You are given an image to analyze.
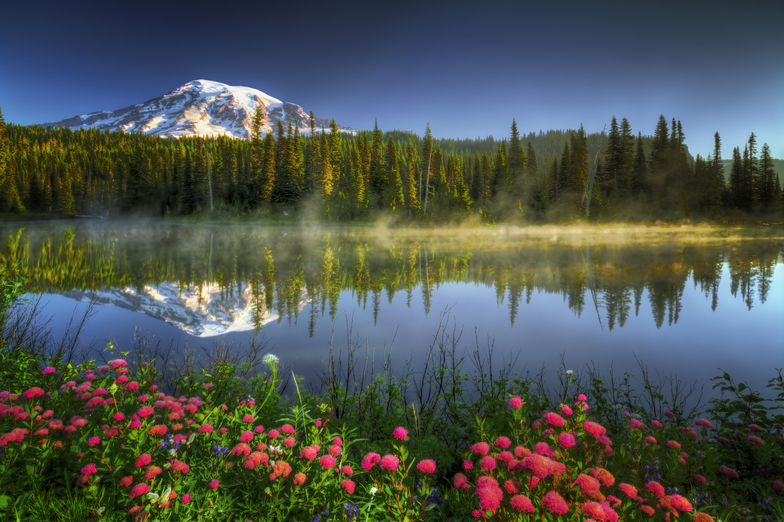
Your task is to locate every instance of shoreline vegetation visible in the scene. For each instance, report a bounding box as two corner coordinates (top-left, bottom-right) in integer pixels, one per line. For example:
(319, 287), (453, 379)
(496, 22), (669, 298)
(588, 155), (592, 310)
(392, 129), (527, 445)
(1, 268), (783, 521)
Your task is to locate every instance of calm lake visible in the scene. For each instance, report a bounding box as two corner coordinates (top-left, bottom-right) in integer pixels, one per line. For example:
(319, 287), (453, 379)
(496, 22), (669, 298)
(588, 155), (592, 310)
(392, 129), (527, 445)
(2, 220), (783, 407)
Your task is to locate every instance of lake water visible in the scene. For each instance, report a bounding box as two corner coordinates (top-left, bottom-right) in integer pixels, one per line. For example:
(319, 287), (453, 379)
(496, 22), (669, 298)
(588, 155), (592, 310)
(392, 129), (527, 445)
(2, 220), (783, 407)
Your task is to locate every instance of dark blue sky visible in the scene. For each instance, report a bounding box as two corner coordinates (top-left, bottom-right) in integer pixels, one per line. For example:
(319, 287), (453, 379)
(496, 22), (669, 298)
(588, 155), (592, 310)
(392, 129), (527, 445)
(2, 0), (782, 158)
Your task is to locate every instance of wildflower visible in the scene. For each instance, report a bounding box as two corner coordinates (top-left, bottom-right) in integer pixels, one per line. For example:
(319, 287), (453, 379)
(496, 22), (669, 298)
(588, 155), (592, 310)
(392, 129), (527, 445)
(542, 491), (569, 515)
(561, 405), (573, 416)
(137, 406), (154, 418)
(300, 446), (319, 460)
(320, 455), (337, 469)
(108, 359), (128, 369)
(81, 463), (97, 478)
(576, 474), (601, 496)
(267, 429), (279, 439)
(283, 436), (296, 448)
(695, 419), (713, 429)
(231, 443), (251, 456)
(270, 461), (292, 480)
(644, 436), (657, 445)
(135, 454), (152, 468)
(341, 465), (353, 475)
(341, 479), (356, 494)
(620, 483), (637, 498)
(242, 414), (254, 423)
(748, 435), (764, 446)
(523, 454), (560, 478)
(198, 424), (213, 434)
(693, 514), (715, 522)
(514, 446), (531, 458)
(130, 483), (151, 499)
(42, 367), (56, 375)
(392, 426), (408, 439)
(454, 473), (469, 489)
(144, 466), (163, 481)
(23, 387), (45, 400)
(119, 476), (133, 487)
(240, 430), (254, 443)
(476, 483), (504, 513)
(665, 440), (680, 449)
(668, 494), (693, 512)
(463, 460), (473, 469)
(293, 473), (306, 485)
(748, 423), (762, 432)
(332, 436), (342, 446)
(583, 501), (606, 520)
(646, 481), (665, 498)
(584, 421), (606, 438)
(534, 441), (555, 457)
(494, 436), (511, 449)
(641, 505), (656, 516)
(544, 412), (565, 427)
(470, 442), (490, 455)
(719, 465), (738, 478)
(379, 454), (399, 471)
(87, 436), (100, 446)
(577, 394), (587, 401)
(262, 354), (279, 366)
(503, 479), (521, 494)
(149, 385), (158, 391)
(480, 456), (496, 471)
(497, 451), (513, 462)
(361, 452), (381, 471)
(651, 420), (663, 428)
(328, 445), (341, 456)
(716, 436), (729, 445)
(208, 480), (219, 489)
(129, 419), (142, 430)
(591, 467), (615, 487)
(509, 395), (523, 409)
(170, 460), (189, 474)
(510, 494), (534, 513)
(148, 424), (167, 437)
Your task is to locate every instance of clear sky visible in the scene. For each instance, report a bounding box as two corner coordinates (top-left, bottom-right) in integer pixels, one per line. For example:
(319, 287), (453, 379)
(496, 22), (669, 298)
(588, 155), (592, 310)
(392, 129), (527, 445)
(2, 0), (782, 159)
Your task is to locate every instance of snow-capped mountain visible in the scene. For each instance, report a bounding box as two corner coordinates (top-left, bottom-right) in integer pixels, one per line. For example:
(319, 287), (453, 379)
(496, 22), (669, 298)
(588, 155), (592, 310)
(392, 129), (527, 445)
(43, 80), (351, 139)
(63, 282), (310, 337)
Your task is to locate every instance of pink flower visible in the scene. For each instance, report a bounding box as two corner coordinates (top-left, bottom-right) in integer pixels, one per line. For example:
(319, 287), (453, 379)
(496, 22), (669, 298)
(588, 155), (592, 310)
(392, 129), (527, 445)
(666, 440), (681, 449)
(630, 419), (645, 429)
(470, 442), (490, 455)
(644, 436), (657, 445)
(719, 465), (738, 478)
(559, 432), (576, 449)
(119, 476), (133, 487)
(561, 405), (573, 416)
(544, 412), (565, 427)
(695, 474), (706, 485)
(42, 367), (56, 375)
(144, 466), (163, 481)
(293, 473), (306, 485)
(584, 421), (606, 438)
(209, 480), (219, 489)
(576, 474), (601, 495)
(392, 426), (408, 440)
(170, 459), (189, 474)
(361, 452), (381, 471)
(665, 411), (674, 418)
(135, 454), (152, 468)
(542, 491), (569, 515)
(315, 420), (322, 427)
(87, 436), (100, 447)
(240, 430), (254, 443)
(267, 429), (279, 439)
(577, 394), (587, 401)
(137, 406), (154, 418)
(283, 436), (296, 448)
(254, 425), (265, 433)
(510, 494), (534, 513)
(280, 424), (295, 434)
(332, 437), (342, 446)
(129, 419), (142, 430)
(695, 419), (713, 429)
(181, 493), (192, 504)
(319, 455), (337, 469)
(379, 454), (399, 471)
(198, 424), (213, 434)
(480, 456), (496, 471)
(148, 424), (167, 437)
(651, 420), (663, 428)
(341, 465), (353, 475)
(454, 473), (469, 489)
(535, 441), (555, 457)
(340, 479), (355, 494)
(416, 459), (436, 474)
(749, 423), (762, 432)
(242, 414), (253, 423)
(81, 463), (97, 478)
(112, 412), (125, 422)
(497, 451), (513, 462)
(645, 481), (665, 498)
(130, 483), (150, 499)
(231, 443), (251, 456)
(619, 483), (637, 499)
(115, 375), (129, 384)
(108, 359), (128, 369)
(748, 435), (764, 446)
(508, 395), (523, 409)
(477, 483), (503, 512)
(300, 445), (318, 461)
(23, 387), (45, 400)
(463, 460), (473, 469)
(493, 436), (511, 449)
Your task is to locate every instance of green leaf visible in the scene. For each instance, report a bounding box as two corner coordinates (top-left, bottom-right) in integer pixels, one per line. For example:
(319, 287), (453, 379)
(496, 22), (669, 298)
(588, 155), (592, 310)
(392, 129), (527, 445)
(0, 495), (10, 510)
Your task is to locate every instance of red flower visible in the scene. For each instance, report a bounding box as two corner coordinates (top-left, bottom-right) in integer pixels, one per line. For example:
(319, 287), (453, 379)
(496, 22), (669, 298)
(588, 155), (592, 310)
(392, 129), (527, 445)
(544, 412), (565, 427)
(341, 465), (353, 475)
(283, 436), (296, 448)
(508, 395), (522, 409)
(340, 479), (356, 494)
(510, 494), (534, 512)
(137, 406), (154, 418)
(319, 455), (337, 469)
(584, 421), (606, 438)
(470, 442), (490, 455)
(135, 454), (151, 468)
(379, 454), (399, 471)
(719, 465), (738, 478)
(209, 480), (219, 489)
(119, 476), (133, 487)
(181, 493), (192, 504)
(361, 452), (380, 471)
(130, 483), (150, 499)
(493, 436), (511, 449)
(645, 481), (665, 498)
(22, 387), (45, 400)
(620, 483), (637, 499)
(81, 463), (97, 478)
(416, 459), (436, 474)
(144, 466), (162, 481)
(293, 473), (306, 485)
(542, 491), (569, 515)
(148, 424), (167, 437)
(197, 424), (213, 434)
(392, 426), (408, 440)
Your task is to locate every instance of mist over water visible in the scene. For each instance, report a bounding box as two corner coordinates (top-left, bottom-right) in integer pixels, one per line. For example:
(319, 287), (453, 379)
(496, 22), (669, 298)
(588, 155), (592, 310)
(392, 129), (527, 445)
(2, 220), (782, 404)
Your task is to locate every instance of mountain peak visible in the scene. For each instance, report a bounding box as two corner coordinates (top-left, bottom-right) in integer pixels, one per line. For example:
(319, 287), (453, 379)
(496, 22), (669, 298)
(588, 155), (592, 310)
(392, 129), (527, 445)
(43, 80), (350, 139)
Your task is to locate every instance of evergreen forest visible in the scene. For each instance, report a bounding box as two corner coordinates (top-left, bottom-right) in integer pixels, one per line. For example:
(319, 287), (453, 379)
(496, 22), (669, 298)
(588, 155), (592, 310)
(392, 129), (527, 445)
(1, 106), (782, 223)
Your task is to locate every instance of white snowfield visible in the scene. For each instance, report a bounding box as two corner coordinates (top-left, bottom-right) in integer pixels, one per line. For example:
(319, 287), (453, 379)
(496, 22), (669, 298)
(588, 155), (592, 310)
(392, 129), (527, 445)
(44, 79), (351, 139)
(62, 282), (310, 337)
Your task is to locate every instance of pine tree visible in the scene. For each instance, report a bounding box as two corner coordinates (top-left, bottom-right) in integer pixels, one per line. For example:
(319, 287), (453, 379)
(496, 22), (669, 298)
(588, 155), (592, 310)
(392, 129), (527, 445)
(383, 139), (404, 211)
(328, 119), (343, 184)
(249, 106), (266, 207)
(404, 141), (418, 212)
(369, 120), (386, 208)
(620, 117), (634, 199)
(490, 141), (508, 198)
(304, 111), (319, 197)
(0, 106), (25, 212)
(319, 129), (333, 199)
(759, 143), (775, 206)
(631, 132), (647, 198)
(507, 119), (526, 199)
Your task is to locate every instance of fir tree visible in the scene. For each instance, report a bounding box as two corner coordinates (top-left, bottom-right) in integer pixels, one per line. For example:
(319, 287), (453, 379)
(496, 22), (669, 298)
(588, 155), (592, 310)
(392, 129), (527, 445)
(383, 139), (404, 211)
(404, 141), (419, 212)
(369, 120), (386, 208)
(249, 106), (266, 207)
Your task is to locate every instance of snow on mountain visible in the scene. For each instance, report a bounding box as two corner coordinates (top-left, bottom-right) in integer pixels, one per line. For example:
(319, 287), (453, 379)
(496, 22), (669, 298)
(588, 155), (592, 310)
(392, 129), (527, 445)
(62, 282), (310, 337)
(43, 79), (351, 139)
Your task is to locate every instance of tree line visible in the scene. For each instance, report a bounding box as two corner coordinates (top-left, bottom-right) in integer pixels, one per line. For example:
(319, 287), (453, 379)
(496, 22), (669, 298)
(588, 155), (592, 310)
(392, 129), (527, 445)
(0, 106), (781, 221)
